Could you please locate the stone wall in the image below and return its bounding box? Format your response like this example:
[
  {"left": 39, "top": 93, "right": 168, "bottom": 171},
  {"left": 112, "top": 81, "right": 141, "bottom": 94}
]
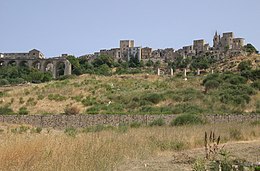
[{"left": 0, "top": 114, "right": 259, "bottom": 129}]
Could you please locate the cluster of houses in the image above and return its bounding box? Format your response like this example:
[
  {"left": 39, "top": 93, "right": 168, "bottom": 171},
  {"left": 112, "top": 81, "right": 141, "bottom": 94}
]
[
  {"left": 0, "top": 32, "right": 246, "bottom": 65},
  {"left": 80, "top": 31, "right": 246, "bottom": 63}
]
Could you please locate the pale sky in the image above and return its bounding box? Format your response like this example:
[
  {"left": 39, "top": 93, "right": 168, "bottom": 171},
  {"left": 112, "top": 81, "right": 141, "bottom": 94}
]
[{"left": 0, "top": 0, "right": 259, "bottom": 57}]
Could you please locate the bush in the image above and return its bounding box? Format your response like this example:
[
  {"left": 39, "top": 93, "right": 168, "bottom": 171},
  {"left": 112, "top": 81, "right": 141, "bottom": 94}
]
[
  {"left": 142, "top": 93, "right": 165, "bottom": 104},
  {"left": 11, "top": 126, "right": 30, "bottom": 134},
  {"left": 251, "top": 80, "right": 260, "bottom": 90},
  {"left": 0, "top": 106, "right": 14, "bottom": 115},
  {"left": 204, "top": 79, "right": 220, "bottom": 92},
  {"left": 18, "top": 107, "right": 29, "bottom": 115},
  {"left": 0, "top": 79, "right": 9, "bottom": 86},
  {"left": 238, "top": 60, "right": 252, "bottom": 71},
  {"left": 64, "top": 105, "right": 80, "bottom": 115},
  {"left": 149, "top": 118, "right": 165, "bottom": 126},
  {"left": 171, "top": 114, "right": 204, "bottom": 126},
  {"left": 48, "top": 94, "right": 67, "bottom": 101}
]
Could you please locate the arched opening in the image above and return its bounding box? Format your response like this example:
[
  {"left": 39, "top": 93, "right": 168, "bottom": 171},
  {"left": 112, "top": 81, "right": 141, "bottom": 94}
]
[
  {"left": 56, "top": 62, "right": 65, "bottom": 77},
  {"left": 7, "top": 60, "right": 17, "bottom": 66},
  {"left": 0, "top": 61, "right": 5, "bottom": 67},
  {"left": 19, "top": 61, "right": 29, "bottom": 68},
  {"left": 43, "top": 61, "right": 54, "bottom": 72},
  {"left": 32, "top": 61, "right": 41, "bottom": 70}
]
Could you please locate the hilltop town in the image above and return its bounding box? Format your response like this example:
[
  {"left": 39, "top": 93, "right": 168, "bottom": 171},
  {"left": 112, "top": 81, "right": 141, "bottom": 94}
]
[{"left": 0, "top": 31, "right": 259, "bottom": 79}]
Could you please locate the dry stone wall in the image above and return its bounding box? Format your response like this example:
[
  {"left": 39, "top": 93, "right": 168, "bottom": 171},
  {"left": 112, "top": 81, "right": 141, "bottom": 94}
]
[{"left": 0, "top": 114, "right": 259, "bottom": 129}]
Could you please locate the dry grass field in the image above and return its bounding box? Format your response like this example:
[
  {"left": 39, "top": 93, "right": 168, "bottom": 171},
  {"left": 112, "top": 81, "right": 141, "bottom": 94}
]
[{"left": 0, "top": 122, "right": 260, "bottom": 170}]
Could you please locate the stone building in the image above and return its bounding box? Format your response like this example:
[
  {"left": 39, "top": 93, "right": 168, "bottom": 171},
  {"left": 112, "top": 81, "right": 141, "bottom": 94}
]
[
  {"left": 100, "top": 48, "right": 121, "bottom": 60},
  {"left": 0, "top": 49, "right": 71, "bottom": 78},
  {"left": 213, "top": 31, "right": 245, "bottom": 51},
  {"left": 1, "top": 49, "right": 45, "bottom": 59},
  {"left": 151, "top": 48, "right": 180, "bottom": 62},
  {"left": 127, "top": 47, "right": 142, "bottom": 61},
  {"left": 141, "top": 47, "right": 152, "bottom": 59},
  {"left": 120, "top": 40, "right": 135, "bottom": 60}
]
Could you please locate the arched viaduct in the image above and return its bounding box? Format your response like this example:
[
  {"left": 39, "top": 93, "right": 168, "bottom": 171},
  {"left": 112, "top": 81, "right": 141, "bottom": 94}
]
[{"left": 0, "top": 57, "right": 71, "bottom": 78}]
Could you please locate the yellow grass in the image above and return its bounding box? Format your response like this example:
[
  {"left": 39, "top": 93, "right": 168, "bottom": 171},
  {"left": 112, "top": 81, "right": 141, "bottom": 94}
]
[{"left": 0, "top": 123, "right": 259, "bottom": 170}]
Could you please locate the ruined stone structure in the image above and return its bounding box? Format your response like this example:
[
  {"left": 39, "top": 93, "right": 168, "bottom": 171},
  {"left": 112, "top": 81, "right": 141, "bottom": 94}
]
[
  {"left": 178, "top": 31, "right": 246, "bottom": 59},
  {"left": 141, "top": 47, "right": 152, "bottom": 59},
  {"left": 151, "top": 48, "right": 180, "bottom": 62},
  {"left": 100, "top": 48, "right": 121, "bottom": 60},
  {"left": 0, "top": 49, "right": 71, "bottom": 78},
  {"left": 127, "top": 46, "right": 142, "bottom": 61},
  {"left": 213, "top": 31, "right": 245, "bottom": 51}
]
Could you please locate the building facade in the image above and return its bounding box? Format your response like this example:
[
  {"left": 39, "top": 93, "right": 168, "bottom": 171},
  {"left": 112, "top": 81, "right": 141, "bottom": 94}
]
[
  {"left": 127, "top": 47, "right": 142, "bottom": 61},
  {"left": 1, "top": 49, "right": 45, "bottom": 59},
  {"left": 141, "top": 47, "right": 152, "bottom": 59}
]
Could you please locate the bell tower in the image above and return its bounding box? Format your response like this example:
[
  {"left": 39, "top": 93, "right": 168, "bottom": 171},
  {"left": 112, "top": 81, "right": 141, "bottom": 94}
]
[{"left": 213, "top": 31, "right": 220, "bottom": 50}]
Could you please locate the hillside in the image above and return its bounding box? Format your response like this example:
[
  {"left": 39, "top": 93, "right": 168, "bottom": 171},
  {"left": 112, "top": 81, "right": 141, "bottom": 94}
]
[{"left": 0, "top": 70, "right": 259, "bottom": 115}]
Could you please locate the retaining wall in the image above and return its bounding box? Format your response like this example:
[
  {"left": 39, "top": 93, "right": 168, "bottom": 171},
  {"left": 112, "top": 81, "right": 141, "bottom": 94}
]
[{"left": 0, "top": 114, "right": 259, "bottom": 129}]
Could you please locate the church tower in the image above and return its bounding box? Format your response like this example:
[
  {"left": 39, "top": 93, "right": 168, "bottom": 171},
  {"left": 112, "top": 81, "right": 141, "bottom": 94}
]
[{"left": 213, "top": 31, "right": 220, "bottom": 50}]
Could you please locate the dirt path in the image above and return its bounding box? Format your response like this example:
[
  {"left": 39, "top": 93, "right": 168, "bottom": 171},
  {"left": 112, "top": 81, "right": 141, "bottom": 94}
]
[{"left": 118, "top": 139, "right": 260, "bottom": 171}]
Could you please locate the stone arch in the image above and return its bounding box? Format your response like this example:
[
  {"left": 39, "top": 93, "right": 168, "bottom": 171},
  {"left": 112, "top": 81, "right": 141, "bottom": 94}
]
[
  {"left": 32, "top": 60, "right": 41, "bottom": 70},
  {"left": 56, "top": 61, "right": 66, "bottom": 77},
  {"left": 19, "top": 60, "right": 29, "bottom": 67},
  {"left": 43, "top": 60, "right": 54, "bottom": 72},
  {"left": 7, "top": 60, "right": 17, "bottom": 66}
]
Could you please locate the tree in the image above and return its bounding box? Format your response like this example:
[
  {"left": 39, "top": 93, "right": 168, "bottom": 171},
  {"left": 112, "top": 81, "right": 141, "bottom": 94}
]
[
  {"left": 128, "top": 54, "right": 140, "bottom": 68},
  {"left": 92, "top": 55, "right": 115, "bottom": 68},
  {"left": 146, "top": 59, "right": 154, "bottom": 67},
  {"left": 66, "top": 55, "right": 83, "bottom": 75},
  {"left": 244, "top": 43, "right": 258, "bottom": 54}
]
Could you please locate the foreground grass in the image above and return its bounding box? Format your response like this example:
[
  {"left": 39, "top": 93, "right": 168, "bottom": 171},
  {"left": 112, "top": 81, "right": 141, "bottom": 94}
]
[{"left": 0, "top": 123, "right": 259, "bottom": 170}]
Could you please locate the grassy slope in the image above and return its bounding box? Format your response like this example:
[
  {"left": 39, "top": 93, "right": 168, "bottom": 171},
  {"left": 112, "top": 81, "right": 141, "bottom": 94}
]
[{"left": 0, "top": 73, "right": 259, "bottom": 115}]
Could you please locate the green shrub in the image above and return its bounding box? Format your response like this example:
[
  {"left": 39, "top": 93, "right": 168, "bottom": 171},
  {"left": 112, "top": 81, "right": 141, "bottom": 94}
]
[
  {"left": 0, "top": 79, "right": 10, "bottom": 85},
  {"left": 48, "top": 94, "right": 67, "bottom": 101},
  {"left": 81, "top": 97, "right": 97, "bottom": 106},
  {"left": 172, "top": 103, "right": 205, "bottom": 114},
  {"left": 149, "top": 118, "right": 165, "bottom": 126},
  {"left": 142, "top": 93, "right": 165, "bottom": 104},
  {"left": 0, "top": 106, "right": 14, "bottom": 115},
  {"left": 0, "top": 91, "right": 5, "bottom": 97},
  {"left": 37, "top": 94, "right": 45, "bottom": 100},
  {"left": 19, "top": 97, "right": 25, "bottom": 104},
  {"left": 238, "top": 60, "right": 252, "bottom": 71},
  {"left": 18, "top": 107, "right": 29, "bottom": 115},
  {"left": 171, "top": 114, "right": 204, "bottom": 126},
  {"left": 251, "top": 80, "right": 260, "bottom": 90},
  {"left": 11, "top": 126, "right": 30, "bottom": 134},
  {"left": 204, "top": 79, "right": 220, "bottom": 92}
]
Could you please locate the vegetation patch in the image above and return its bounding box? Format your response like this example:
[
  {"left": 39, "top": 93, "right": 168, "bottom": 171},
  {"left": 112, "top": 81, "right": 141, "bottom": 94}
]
[{"left": 171, "top": 114, "right": 205, "bottom": 126}]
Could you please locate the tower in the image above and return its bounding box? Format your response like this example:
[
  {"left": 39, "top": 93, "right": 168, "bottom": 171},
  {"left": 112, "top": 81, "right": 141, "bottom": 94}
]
[{"left": 213, "top": 31, "right": 220, "bottom": 49}]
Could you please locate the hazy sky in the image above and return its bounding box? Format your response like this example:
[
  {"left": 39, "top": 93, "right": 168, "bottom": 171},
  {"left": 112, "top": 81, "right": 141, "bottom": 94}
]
[{"left": 1, "top": 0, "right": 259, "bottom": 57}]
